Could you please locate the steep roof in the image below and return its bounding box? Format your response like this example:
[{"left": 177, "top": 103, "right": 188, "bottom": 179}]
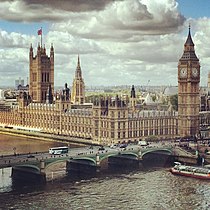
[{"left": 184, "top": 25, "right": 194, "bottom": 46}]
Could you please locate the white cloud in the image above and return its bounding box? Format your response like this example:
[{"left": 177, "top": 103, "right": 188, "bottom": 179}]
[
  {"left": 51, "top": 0, "right": 185, "bottom": 40},
  {"left": 0, "top": 0, "right": 209, "bottom": 88}
]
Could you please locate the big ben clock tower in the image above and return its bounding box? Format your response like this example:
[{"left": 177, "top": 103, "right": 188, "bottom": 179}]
[{"left": 178, "top": 26, "right": 200, "bottom": 137}]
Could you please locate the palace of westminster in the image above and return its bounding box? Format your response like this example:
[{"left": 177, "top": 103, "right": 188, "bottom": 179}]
[{"left": 0, "top": 27, "right": 210, "bottom": 145}]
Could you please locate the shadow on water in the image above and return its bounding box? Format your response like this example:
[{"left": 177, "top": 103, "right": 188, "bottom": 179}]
[
  {"left": 7, "top": 153, "right": 174, "bottom": 195},
  {"left": 11, "top": 178, "right": 46, "bottom": 194},
  {"left": 142, "top": 153, "right": 174, "bottom": 169}
]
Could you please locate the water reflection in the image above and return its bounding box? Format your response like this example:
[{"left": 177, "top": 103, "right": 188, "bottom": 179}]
[
  {"left": 1, "top": 165, "right": 210, "bottom": 210},
  {"left": 0, "top": 133, "right": 68, "bottom": 155},
  {"left": 0, "top": 167, "right": 12, "bottom": 193}
]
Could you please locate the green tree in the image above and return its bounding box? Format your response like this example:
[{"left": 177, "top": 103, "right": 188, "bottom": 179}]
[
  {"left": 170, "top": 94, "right": 178, "bottom": 111},
  {"left": 151, "top": 95, "right": 156, "bottom": 102}
]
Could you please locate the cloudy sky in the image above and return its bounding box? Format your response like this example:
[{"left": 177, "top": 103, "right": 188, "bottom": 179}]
[{"left": 0, "top": 0, "right": 210, "bottom": 87}]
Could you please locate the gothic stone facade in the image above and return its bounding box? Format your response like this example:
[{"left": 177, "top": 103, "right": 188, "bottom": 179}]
[{"left": 0, "top": 96, "right": 178, "bottom": 145}]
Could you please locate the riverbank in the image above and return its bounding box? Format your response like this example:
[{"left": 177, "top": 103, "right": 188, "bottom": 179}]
[{"left": 0, "top": 127, "right": 99, "bottom": 146}]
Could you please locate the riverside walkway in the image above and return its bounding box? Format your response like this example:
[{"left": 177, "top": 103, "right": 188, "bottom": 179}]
[{"left": 0, "top": 127, "right": 97, "bottom": 146}]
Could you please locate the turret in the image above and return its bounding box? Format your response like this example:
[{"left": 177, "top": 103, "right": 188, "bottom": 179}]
[
  {"left": 71, "top": 55, "right": 85, "bottom": 105},
  {"left": 131, "top": 85, "right": 136, "bottom": 98},
  {"left": 29, "top": 44, "right": 33, "bottom": 59},
  {"left": 55, "top": 83, "right": 71, "bottom": 111},
  {"left": 46, "top": 84, "right": 53, "bottom": 104},
  {"left": 75, "top": 55, "right": 82, "bottom": 78},
  {"left": 50, "top": 43, "right": 54, "bottom": 58},
  {"left": 130, "top": 85, "right": 137, "bottom": 111}
]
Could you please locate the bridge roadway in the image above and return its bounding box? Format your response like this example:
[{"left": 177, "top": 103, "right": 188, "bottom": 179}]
[
  {"left": 0, "top": 142, "right": 174, "bottom": 169},
  {"left": 0, "top": 141, "right": 199, "bottom": 183}
]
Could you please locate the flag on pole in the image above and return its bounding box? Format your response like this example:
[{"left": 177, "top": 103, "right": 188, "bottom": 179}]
[{"left": 37, "top": 28, "right": 42, "bottom": 35}]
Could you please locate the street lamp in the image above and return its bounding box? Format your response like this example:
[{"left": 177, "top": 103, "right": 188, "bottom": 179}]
[{"left": 13, "top": 147, "right": 16, "bottom": 156}]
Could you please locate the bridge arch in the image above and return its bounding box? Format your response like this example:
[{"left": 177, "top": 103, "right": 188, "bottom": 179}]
[
  {"left": 45, "top": 158, "right": 69, "bottom": 170},
  {"left": 99, "top": 151, "right": 139, "bottom": 162},
  {"left": 13, "top": 164, "right": 40, "bottom": 173},
  {"left": 141, "top": 148, "right": 172, "bottom": 157},
  {"left": 73, "top": 157, "right": 96, "bottom": 165}
]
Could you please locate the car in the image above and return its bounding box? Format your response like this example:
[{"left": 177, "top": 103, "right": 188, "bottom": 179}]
[
  {"left": 98, "top": 147, "right": 105, "bottom": 151},
  {"left": 119, "top": 144, "right": 127, "bottom": 148},
  {"left": 138, "top": 141, "right": 148, "bottom": 146},
  {"left": 27, "top": 154, "right": 35, "bottom": 158},
  {"left": 110, "top": 144, "right": 117, "bottom": 149}
]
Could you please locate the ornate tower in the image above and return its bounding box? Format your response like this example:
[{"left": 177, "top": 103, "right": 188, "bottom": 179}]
[
  {"left": 178, "top": 26, "right": 200, "bottom": 137},
  {"left": 71, "top": 56, "right": 85, "bottom": 104},
  {"left": 29, "top": 43, "right": 54, "bottom": 103}
]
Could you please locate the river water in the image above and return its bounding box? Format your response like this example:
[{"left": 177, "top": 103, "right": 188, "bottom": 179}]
[{"left": 0, "top": 134, "right": 210, "bottom": 210}]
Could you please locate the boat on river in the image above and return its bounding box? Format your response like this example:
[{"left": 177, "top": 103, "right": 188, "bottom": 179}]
[{"left": 170, "top": 162, "right": 210, "bottom": 180}]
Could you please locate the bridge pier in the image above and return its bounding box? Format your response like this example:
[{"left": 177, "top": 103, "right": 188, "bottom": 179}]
[
  {"left": 138, "top": 149, "right": 142, "bottom": 160},
  {"left": 11, "top": 160, "right": 47, "bottom": 184},
  {"left": 96, "top": 154, "right": 101, "bottom": 173},
  {"left": 142, "top": 152, "right": 173, "bottom": 167},
  {"left": 108, "top": 154, "right": 141, "bottom": 170},
  {"left": 11, "top": 166, "right": 46, "bottom": 184},
  {"left": 66, "top": 158, "right": 98, "bottom": 178}
]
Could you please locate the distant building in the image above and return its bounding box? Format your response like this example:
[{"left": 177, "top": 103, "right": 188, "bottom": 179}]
[
  {"left": 0, "top": 89, "right": 4, "bottom": 101},
  {"left": 163, "top": 86, "right": 178, "bottom": 97},
  {"left": 15, "top": 77, "right": 24, "bottom": 89}
]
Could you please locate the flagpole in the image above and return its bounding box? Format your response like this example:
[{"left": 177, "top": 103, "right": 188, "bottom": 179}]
[{"left": 41, "top": 27, "right": 42, "bottom": 48}]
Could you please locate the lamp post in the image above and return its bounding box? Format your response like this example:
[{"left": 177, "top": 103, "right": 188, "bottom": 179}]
[{"left": 13, "top": 147, "right": 16, "bottom": 156}]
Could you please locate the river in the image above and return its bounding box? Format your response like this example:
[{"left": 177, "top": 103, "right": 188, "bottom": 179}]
[{"left": 0, "top": 134, "right": 210, "bottom": 210}]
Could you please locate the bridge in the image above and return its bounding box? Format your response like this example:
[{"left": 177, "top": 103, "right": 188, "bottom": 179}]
[{"left": 0, "top": 144, "right": 196, "bottom": 183}]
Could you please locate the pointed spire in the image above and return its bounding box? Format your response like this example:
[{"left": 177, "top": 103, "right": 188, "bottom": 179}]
[
  {"left": 50, "top": 43, "right": 54, "bottom": 52},
  {"left": 179, "top": 24, "right": 198, "bottom": 62},
  {"left": 185, "top": 23, "right": 194, "bottom": 46},
  {"left": 30, "top": 43, "right": 33, "bottom": 56},
  {"left": 77, "top": 54, "right": 80, "bottom": 69},
  {"left": 75, "top": 55, "right": 82, "bottom": 78}
]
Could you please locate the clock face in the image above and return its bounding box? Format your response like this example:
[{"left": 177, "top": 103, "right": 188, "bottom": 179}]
[
  {"left": 192, "top": 68, "right": 198, "bottom": 77},
  {"left": 180, "top": 68, "right": 187, "bottom": 78}
]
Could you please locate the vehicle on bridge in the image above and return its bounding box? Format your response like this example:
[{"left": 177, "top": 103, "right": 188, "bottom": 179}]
[
  {"left": 138, "top": 140, "right": 148, "bottom": 146},
  {"left": 49, "top": 146, "right": 69, "bottom": 155}
]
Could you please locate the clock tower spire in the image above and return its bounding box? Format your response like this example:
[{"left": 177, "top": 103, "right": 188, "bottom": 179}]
[{"left": 178, "top": 26, "right": 200, "bottom": 137}]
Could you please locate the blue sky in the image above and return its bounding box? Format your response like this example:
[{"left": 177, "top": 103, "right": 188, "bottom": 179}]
[
  {"left": 0, "top": 0, "right": 210, "bottom": 87},
  {"left": 0, "top": 21, "right": 49, "bottom": 35},
  {"left": 177, "top": 0, "right": 210, "bottom": 18}
]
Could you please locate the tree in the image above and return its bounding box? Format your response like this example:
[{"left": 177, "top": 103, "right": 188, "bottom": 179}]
[{"left": 170, "top": 94, "right": 178, "bottom": 111}]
